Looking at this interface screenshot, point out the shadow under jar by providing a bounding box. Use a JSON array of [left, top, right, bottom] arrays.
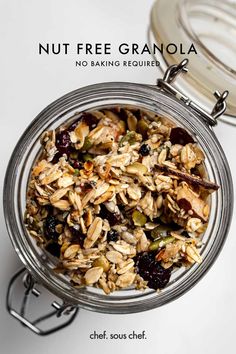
[[3, 61, 233, 333]]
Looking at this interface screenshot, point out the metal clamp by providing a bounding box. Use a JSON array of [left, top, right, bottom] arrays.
[[156, 58, 229, 126], [6, 268, 79, 335]]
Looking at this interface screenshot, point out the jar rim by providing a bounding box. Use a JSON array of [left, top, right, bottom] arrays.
[[150, 0, 236, 122]]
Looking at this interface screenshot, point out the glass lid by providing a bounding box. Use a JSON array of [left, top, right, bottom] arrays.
[[150, 0, 236, 125]]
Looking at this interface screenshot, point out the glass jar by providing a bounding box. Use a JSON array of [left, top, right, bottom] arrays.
[[3, 60, 233, 332], [150, 0, 236, 125]]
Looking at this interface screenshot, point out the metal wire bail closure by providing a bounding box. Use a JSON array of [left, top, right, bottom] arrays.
[[156, 59, 229, 126], [6, 268, 79, 335]]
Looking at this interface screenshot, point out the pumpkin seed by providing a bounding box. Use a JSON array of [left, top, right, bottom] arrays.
[[132, 210, 147, 226], [149, 236, 175, 251]]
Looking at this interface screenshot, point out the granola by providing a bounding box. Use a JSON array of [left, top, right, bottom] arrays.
[[24, 106, 219, 293]]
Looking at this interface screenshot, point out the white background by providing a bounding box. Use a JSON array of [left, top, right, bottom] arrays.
[[0, 1, 236, 353]]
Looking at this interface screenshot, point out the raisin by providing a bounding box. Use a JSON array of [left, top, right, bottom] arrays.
[[70, 228, 85, 247], [169, 127, 194, 146], [45, 242, 61, 258], [107, 230, 119, 242], [44, 216, 59, 241], [139, 144, 151, 156], [82, 182, 94, 192], [135, 252, 155, 269], [99, 204, 121, 226], [52, 152, 62, 163]]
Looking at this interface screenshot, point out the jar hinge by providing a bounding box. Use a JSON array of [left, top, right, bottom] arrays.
[[6, 268, 79, 335], [156, 59, 229, 126]]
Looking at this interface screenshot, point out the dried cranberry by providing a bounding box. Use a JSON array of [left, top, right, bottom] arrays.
[[68, 113, 98, 132], [72, 161, 83, 169], [82, 113, 98, 129], [177, 198, 192, 212], [45, 242, 61, 258], [135, 252, 155, 268], [68, 119, 81, 132], [135, 252, 172, 290], [147, 263, 171, 290], [107, 230, 119, 242], [56, 130, 72, 156], [44, 216, 59, 241], [99, 204, 121, 226], [170, 127, 194, 146]]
